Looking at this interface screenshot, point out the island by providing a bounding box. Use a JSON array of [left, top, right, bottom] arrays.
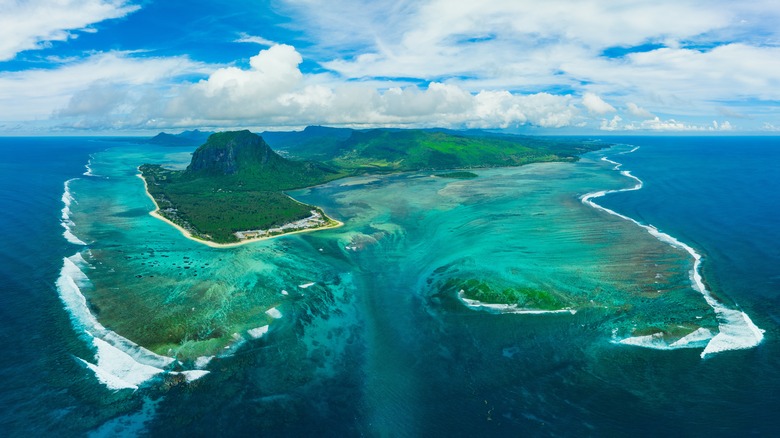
[[140, 128, 600, 245], [434, 171, 479, 179], [139, 130, 344, 245]]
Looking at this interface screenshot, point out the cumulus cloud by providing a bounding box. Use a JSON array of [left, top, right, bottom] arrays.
[[626, 102, 654, 119], [762, 123, 780, 132], [582, 92, 616, 115], [165, 46, 578, 129], [0, 51, 205, 122], [280, 0, 780, 129], [600, 115, 623, 131], [600, 116, 736, 132], [5, 0, 780, 132], [0, 0, 140, 61], [712, 120, 733, 131], [53, 45, 579, 130]]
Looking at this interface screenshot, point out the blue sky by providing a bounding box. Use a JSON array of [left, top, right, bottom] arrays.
[[1, 0, 779, 134]]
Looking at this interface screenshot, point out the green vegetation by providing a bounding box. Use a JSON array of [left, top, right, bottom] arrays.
[[140, 131, 344, 243], [261, 125, 352, 160], [435, 171, 478, 179], [264, 128, 600, 172], [329, 129, 565, 171], [141, 128, 603, 244], [146, 129, 213, 147], [442, 278, 569, 310]]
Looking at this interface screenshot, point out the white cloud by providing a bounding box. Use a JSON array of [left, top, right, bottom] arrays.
[[235, 33, 276, 46], [582, 92, 616, 115], [0, 0, 140, 61], [622, 44, 780, 101], [600, 115, 623, 131], [0, 51, 205, 122], [286, 0, 749, 87], [602, 116, 736, 132], [52, 45, 579, 130], [278, 0, 780, 129], [626, 102, 654, 119], [712, 120, 733, 131], [6, 0, 780, 134]]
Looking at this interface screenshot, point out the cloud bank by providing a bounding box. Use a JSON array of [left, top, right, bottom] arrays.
[[53, 45, 577, 130], [2, 0, 779, 132], [0, 0, 139, 61], [582, 93, 616, 115]]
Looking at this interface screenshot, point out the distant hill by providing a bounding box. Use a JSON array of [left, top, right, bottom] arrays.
[[263, 127, 599, 172], [147, 129, 214, 146], [261, 126, 353, 159], [330, 129, 590, 172]]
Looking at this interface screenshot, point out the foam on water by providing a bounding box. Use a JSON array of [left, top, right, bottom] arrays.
[[176, 370, 211, 382], [101, 331, 175, 370], [61, 179, 87, 246], [83, 156, 98, 177], [670, 328, 714, 348], [585, 146, 765, 357], [57, 254, 181, 390], [88, 337, 165, 390], [194, 356, 214, 369], [617, 328, 714, 350], [617, 332, 669, 349], [265, 307, 283, 319], [247, 325, 270, 339], [57, 254, 103, 333], [79, 359, 138, 391]]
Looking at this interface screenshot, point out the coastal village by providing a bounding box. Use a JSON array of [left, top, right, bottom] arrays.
[[234, 210, 328, 241]]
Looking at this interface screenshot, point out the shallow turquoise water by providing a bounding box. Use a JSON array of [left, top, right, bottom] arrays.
[[64, 142, 719, 362], [1, 137, 776, 435]]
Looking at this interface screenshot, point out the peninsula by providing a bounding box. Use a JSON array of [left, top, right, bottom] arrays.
[[140, 130, 344, 245], [140, 128, 601, 244]]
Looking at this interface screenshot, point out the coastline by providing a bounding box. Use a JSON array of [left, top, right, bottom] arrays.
[[581, 146, 764, 357], [136, 173, 343, 248]]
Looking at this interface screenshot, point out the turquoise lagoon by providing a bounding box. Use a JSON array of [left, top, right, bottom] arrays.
[[17, 137, 771, 435], [59, 141, 761, 388]]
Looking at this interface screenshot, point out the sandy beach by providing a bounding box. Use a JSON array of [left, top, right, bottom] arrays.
[[136, 173, 343, 248]]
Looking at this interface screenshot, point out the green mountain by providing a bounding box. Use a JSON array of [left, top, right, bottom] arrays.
[[261, 126, 353, 159], [147, 129, 213, 147], [264, 127, 600, 172], [140, 131, 343, 243], [181, 130, 341, 190], [140, 128, 603, 244], [331, 129, 583, 171]]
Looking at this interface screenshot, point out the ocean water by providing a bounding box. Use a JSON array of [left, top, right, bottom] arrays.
[[0, 136, 778, 436]]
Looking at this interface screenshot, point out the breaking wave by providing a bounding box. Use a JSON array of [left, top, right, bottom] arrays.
[[56, 253, 211, 390], [583, 146, 764, 357], [61, 179, 86, 246]]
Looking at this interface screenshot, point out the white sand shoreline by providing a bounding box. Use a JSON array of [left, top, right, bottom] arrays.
[[136, 173, 343, 248]]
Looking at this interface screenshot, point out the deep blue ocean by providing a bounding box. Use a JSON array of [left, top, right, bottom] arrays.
[[0, 136, 778, 436]]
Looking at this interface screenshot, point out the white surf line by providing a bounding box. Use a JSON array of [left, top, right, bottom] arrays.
[[582, 146, 764, 358], [83, 155, 96, 176], [56, 253, 215, 390], [61, 179, 87, 246]]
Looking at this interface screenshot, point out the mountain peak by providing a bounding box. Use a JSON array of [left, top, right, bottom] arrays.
[[186, 130, 283, 175]]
